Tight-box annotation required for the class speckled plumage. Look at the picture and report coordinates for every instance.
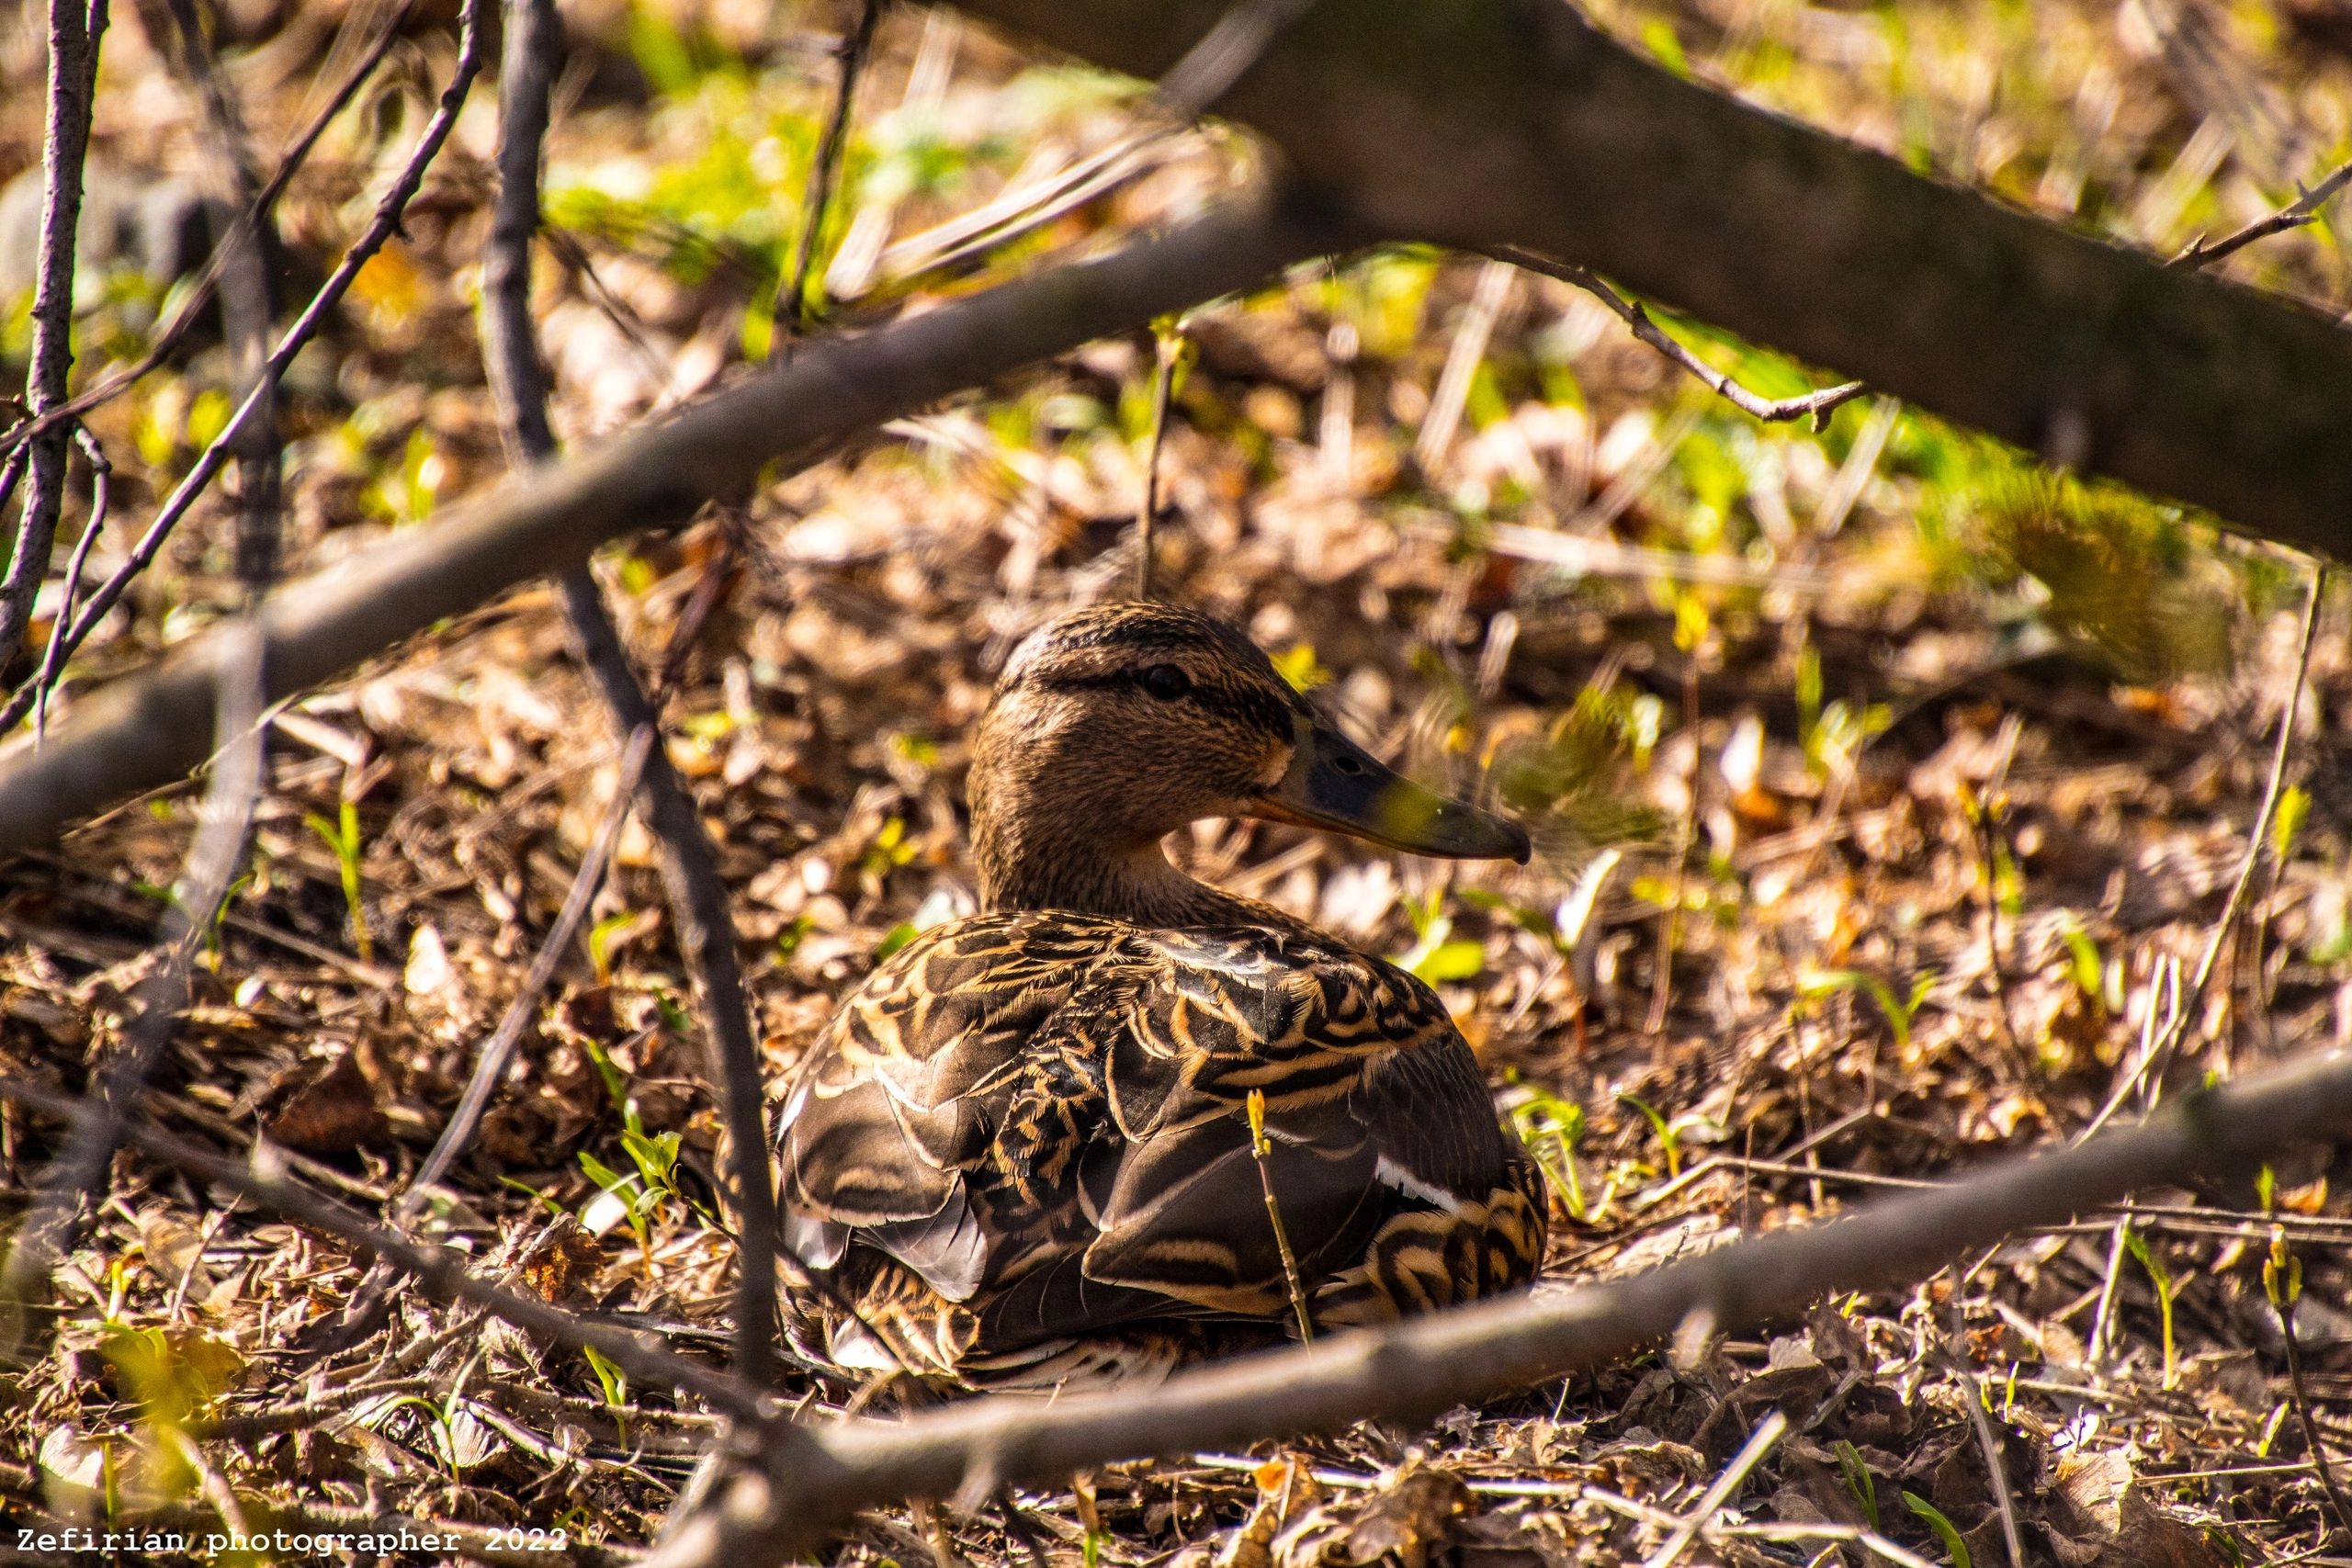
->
[772,604,1544,1389]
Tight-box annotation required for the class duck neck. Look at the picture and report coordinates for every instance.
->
[973,805,1285,928]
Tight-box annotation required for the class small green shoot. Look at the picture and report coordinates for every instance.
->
[1506,1077,1590,1221]
[1617,1092,1680,1180]
[303,800,371,960]
[856,818,918,895]
[1835,1439,1879,1531]
[1797,967,1934,1049]
[1271,643,1333,694]
[2274,785,2312,864]
[775,912,818,964]
[2123,1225,2185,1389]
[501,1175,567,1219]
[582,1345,629,1443]
[1394,894,1486,984]
[1796,645,1892,777]
[1902,1491,1972,1568]
[2258,1164,2278,1215]
[2265,1226,2302,1314]
[589,909,639,985]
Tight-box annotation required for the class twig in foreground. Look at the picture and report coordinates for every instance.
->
[0,0,494,737]
[0,0,111,693]
[0,0,411,465]
[2084,558,2328,1139]
[473,0,779,1389]
[1494,249,1868,430]
[2267,1229,2352,1543]
[1640,1410,1785,1568]
[1245,1089,1314,1346]
[0,614,264,1361]
[1948,1293,2026,1568]
[1132,321,1182,600]
[774,0,880,350]
[2170,160,2352,271]
[410,724,655,1212]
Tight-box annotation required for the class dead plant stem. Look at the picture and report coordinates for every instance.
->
[775,0,880,349]
[1134,325,1181,599]
[2085,560,2327,1139]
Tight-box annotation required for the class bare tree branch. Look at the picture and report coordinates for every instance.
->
[644,1038,2352,1568]
[1492,249,1869,430]
[951,0,2352,549]
[0,0,493,735]
[2170,159,2352,270]
[0,0,109,678]
[0,0,411,461]
[477,0,780,1385]
[0,195,1345,850]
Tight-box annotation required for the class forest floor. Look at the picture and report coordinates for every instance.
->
[5,0,2352,1562]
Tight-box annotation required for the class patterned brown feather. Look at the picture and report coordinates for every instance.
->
[775,911,1546,1387]
[771,603,1544,1391]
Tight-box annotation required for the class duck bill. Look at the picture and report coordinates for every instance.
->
[1249,720,1531,863]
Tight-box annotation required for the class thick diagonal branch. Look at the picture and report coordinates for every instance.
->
[0,195,1345,852]
[953,0,2352,550]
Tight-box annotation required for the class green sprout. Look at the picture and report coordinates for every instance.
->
[1797,967,1934,1050]
[2123,1225,2185,1389]
[1835,1439,1879,1531]
[1507,1077,1590,1222]
[588,908,643,986]
[1902,1491,1972,1568]
[582,1345,629,1444]
[1617,1092,1681,1180]
[1394,894,1486,985]
[1796,644,1892,779]
[303,800,371,960]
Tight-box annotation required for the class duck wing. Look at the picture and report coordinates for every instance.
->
[774,914,1544,1380]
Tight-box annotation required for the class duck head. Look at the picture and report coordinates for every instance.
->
[969,603,1529,924]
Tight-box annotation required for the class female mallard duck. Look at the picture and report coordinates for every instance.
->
[774,604,1545,1388]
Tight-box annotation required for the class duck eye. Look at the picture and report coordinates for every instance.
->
[1140,664,1192,701]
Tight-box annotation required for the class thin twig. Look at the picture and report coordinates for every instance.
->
[0,0,494,735]
[2170,160,2352,270]
[1493,249,1869,430]
[2273,1232,2352,1542]
[2084,1204,2133,1371]
[33,423,109,741]
[1948,1292,2026,1568]
[471,0,779,1386]
[775,0,880,350]
[1132,324,1181,599]
[1246,1089,1314,1346]
[0,608,265,1359]
[0,0,110,678]
[0,1,412,462]
[405,724,655,1213]
[1640,1410,1787,1568]
[2084,560,2328,1139]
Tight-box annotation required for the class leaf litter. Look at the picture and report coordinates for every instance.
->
[4,0,2352,1561]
